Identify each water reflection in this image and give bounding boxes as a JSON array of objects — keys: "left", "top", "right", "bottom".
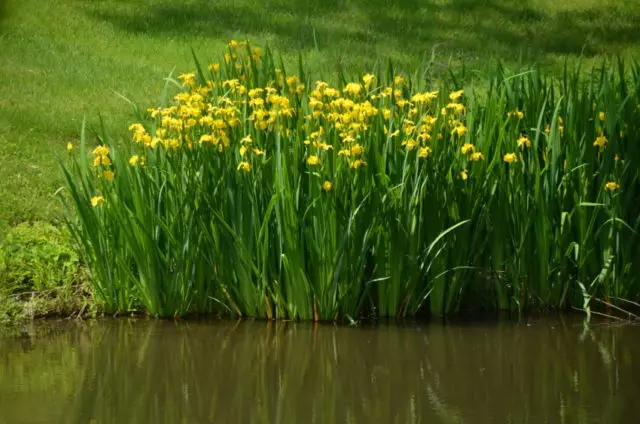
[{"left": 0, "top": 317, "right": 638, "bottom": 423}]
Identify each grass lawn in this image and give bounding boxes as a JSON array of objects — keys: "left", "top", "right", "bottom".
[{"left": 1, "top": 0, "right": 639, "bottom": 237}]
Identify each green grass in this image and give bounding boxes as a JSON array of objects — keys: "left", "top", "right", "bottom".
[{"left": 2, "top": 0, "right": 640, "bottom": 237}]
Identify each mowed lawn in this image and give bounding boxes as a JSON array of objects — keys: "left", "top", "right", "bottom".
[{"left": 1, "top": 0, "right": 639, "bottom": 237}]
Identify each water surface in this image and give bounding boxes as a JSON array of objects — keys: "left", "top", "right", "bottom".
[{"left": 1, "top": 317, "right": 638, "bottom": 423}]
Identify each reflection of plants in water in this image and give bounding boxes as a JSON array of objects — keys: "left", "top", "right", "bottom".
[
  {"left": 423, "top": 318, "right": 633, "bottom": 424},
  {"left": 1, "top": 319, "right": 637, "bottom": 424},
  {"left": 61, "top": 321, "right": 438, "bottom": 424},
  {"left": 0, "top": 322, "right": 91, "bottom": 423},
  {"left": 427, "top": 385, "right": 464, "bottom": 424}
]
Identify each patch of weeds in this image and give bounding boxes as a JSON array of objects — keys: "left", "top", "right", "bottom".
[
  {"left": 0, "top": 221, "right": 81, "bottom": 292},
  {"left": 0, "top": 221, "right": 96, "bottom": 328},
  {"left": 0, "top": 296, "right": 26, "bottom": 327}
]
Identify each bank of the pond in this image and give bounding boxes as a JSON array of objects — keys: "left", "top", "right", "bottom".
[
  {"left": 3, "top": 281, "right": 639, "bottom": 328},
  {"left": 57, "top": 43, "right": 640, "bottom": 322},
  {"left": 0, "top": 221, "right": 91, "bottom": 326},
  {"left": 0, "top": 287, "right": 94, "bottom": 327}
]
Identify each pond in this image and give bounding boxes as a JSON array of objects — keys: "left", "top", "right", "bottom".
[{"left": 0, "top": 316, "right": 638, "bottom": 423}]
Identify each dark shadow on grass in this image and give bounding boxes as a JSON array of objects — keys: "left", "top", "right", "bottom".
[
  {"left": 0, "top": 0, "right": 7, "bottom": 29},
  {"left": 82, "top": 0, "right": 640, "bottom": 67},
  {"left": 86, "top": 1, "right": 374, "bottom": 50}
]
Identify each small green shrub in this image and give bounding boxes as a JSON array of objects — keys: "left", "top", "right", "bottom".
[
  {"left": 0, "top": 297, "right": 26, "bottom": 328},
  {"left": 0, "top": 221, "right": 80, "bottom": 293}
]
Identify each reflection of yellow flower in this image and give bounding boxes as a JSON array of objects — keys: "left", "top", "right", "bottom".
[
  {"left": 503, "top": 153, "right": 518, "bottom": 163},
  {"left": 604, "top": 181, "right": 620, "bottom": 192},
  {"left": 237, "top": 161, "right": 252, "bottom": 172},
  {"left": 461, "top": 143, "right": 475, "bottom": 154},
  {"left": 470, "top": 152, "right": 485, "bottom": 161},
  {"left": 91, "top": 196, "right": 104, "bottom": 207},
  {"left": 307, "top": 155, "right": 320, "bottom": 166},
  {"left": 322, "top": 180, "right": 333, "bottom": 192}
]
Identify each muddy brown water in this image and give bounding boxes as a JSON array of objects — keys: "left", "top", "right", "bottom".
[{"left": 0, "top": 316, "right": 639, "bottom": 423}]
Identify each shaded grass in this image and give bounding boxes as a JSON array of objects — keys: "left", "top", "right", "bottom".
[
  {"left": 2, "top": 0, "right": 640, "bottom": 238},
  {"left": 88, "top": 0, "right": 640, "bottom": 65}
]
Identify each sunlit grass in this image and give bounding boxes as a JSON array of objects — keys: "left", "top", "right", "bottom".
[{"left": 2, "top": 0, "right": 640, "bottom": 237}]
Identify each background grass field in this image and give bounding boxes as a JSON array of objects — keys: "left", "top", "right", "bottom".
[{"left": 1, "top": 0, "right": 639, "bottom": 237}]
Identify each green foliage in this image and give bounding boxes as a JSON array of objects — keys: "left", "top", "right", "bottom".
[
  {"left": 61, "top": 44, "right": 640, "bottom": 320},
  {"left": 0, "top": 221, "right": 94, "bottom": 326},
  {"left": 3, "top": 0, "right": 640, "bottom": 238},
  {"left": 0, "top": 221, "right": 81, "bottom": 293},
  {"left": 0, "top": 297, "right": 25, "bottom": 328}
]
